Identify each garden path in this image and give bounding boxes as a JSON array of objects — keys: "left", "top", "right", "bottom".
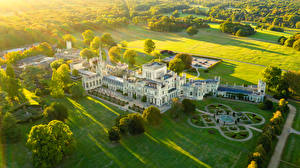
[{"left": 267, "top": 99, "right": 297, "bottom": 168}]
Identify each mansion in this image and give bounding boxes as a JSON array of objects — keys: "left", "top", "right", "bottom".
[{"left": 70, "top": 50, "right": 266, "bottom": 107}]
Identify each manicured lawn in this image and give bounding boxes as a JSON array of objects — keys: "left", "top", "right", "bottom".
[
  {"left": 290, "top": 101, "right": 300, "bottom": 131},
  {"left": 186, "top": 60, "right": 265, "bottom": 85},
  {"left": 2, "top": 96, "right": 273, "bottom": 168},
  {"left": 279, "top": 134, "right": 300, "bottom": 168},
  {"left": 98, "top": 24, "right": 299, "bottom": 71}
]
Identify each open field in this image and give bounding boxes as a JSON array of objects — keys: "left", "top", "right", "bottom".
[
  {"left": 186, "top": 60, "right": 264, "bottom": 85},
  {"left": 2, "top": 96, "right": 272, "bottom": 168},
  {"left": 279, "top": 134, "right": 300, "bottom": 168},
  {"left": 91, "top": 24, "right": 300, "bottom": 71}
]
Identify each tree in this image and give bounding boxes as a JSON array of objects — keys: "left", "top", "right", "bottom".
[
  {"left": 108, "top": 46, "right": 121, "bottom": 63},
  {"left": 174, "top": 53, "right": 193, "bottom": 69},
  {"left": 169, "top": 58, "right": 185, "bottom": 75},
  {"left": 20, "top": 66, "right": 49, "bottom": 93},
  {"left": 278, "top": 36, "right": 287, "bottom": 45},
  {"left": 142, "top": 106, "right": 162, "bottom": 125},
  {"left": 127, "top": 113, "right": 145, "bottom": 135},
  {"left": 80, "top": 48, "right": 97, "bottom": 60},
  {"left": 72, "top": 69, "right": 79, "bottom": 76},
  {"left": 261, "top": 66, "right": 282, "bottom": 90},
  {"left": 170, "top": 98, "right": 183, "bottom": 119},
  {"left": 186, "top": 26, "right": 198, "bottom": 36},
  {"left": 27, "top": 120, "right": 74, "bottom": 168},
  {"left": 283, "top": 71, "right": 300, "bottom": 96},
  {"left": 108, "top": 126, "right": 121, "bottom": 142},
  {"left": 257, "top": 133, "right": 272, "bottom": 152},
  {"left": 120, "top": 41, "right": 128, "bottom": 48},
  {"left": 293, "top": 39, "right": 300, "bottom": 51},
  {"left": 182, "top": 99, "right": 196, "bottom": 114},
  {"left": 144, "top": 39, "right": 155, "bottom": 54},
  {"left": 172, "top": 10, "right": 180, "bottom": 18},
  {"left": 247, "top": 161, "right": 257, "bottom": 168},
  {"left": 141, "top": 95, "right": 147, "bottom": 102},
  {"left": 63, "top": 34, "right": 76, "bottom": 45},
  {"left": 5, "top": 64, "right": 20, "bottom": 101},
  {"left": 123, "top": 50, "right": 137, "bottom": 67},
  {"left": 255, "top": 144, "right": 266, "bottom": 159},
  {"left": 56, "top": 64, "right": 71, "bottom": 89},
  {"left": 43, "top": 102, "right": 68, "bottom": 121},
  {"left": 118, "top": 117, "right": 131, "bottom": 134},
  {"left": 82, "top": 29, "right": 95, "bottom": 45},
  {"left": 2, "top": 112, "right": 20, "bottom": 142},
  {"left": 37, "top": 42, "right": 54, "bottom": 57},
  {"left": 70, "top": 83, "right": 85, "bottom": 98},
  {"left": 258, "top": 99, "right": 273, "bottom": 110},
  {"left": 296, "top": 22, "right": 300, "bottom": 29},
  {"left": 90, "top": 36, "right": 101, "bottom": 50},
  {"left": 50, "top": 70, "right": 64, "bottom": 98},
  {"left": 50, "top": 59, "right": 65, "bottom": 70},
  {"left": 278, "top": 99, "right": 289, "bottom": 113},
  {"left": 284, "top": 37, "right": 295, "bottom": 47},
  {"left": 101, "top": 33, "right": 116, "bottom": 48}
]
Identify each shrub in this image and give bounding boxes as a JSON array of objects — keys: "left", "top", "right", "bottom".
[
  {"left": 108, "top": 126, "right": 121, "bottom": 142},
  {"left": 43, "top": 102, "right": 68, "bottom": 121},
  {"left": 284, "top": 37, "right": 295, "bottom": 47},
  {"left": 142, "top": 106, "right": 162, "bottom": 125},
  {"left": 141, "top": 95, "right": 147, "bottom": 102},
  {"left": 119, "top": 117, "right": 130, "bottom": 134},
  {"left": 278, "top": 36, "right": 287, "bottom": 45},
  {"left": 268, "top": 25, "right": 284, "bottom": 32}
]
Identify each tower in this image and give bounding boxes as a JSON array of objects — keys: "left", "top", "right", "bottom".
[
  {"left": 96, "top": 47, "right": 106, "bottom": 76},
  {"left": 258, "top": 80, "right": 266, "bottom": 94}
]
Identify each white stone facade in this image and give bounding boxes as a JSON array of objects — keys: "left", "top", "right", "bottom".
[{"left": 71, "top": 49, "right": 266, "bottom": 106}]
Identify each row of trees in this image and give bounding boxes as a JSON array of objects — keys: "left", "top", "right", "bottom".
[
  {"left": 1, "top": 42, "right": 54, "bottom": 65},
  {"left": 262, "top": 66, "right": 300, "bottom": 98},
  {"left": 208, "top": 0, "right": 299, "bottom": 28},
  {"left": 248, "top": 99, "right": 288, "bottom": 168},
  {"left": 108, "top": 106, "right": 162, "bottom": 142},
  {"left": 148, "top": 15, "right": 209, "bottom": 32},
  {"left": 220, "top": 21, "right": 255, "bottom": 37},
  {"left": 278, "top": 33, "right": 300, "bottom": 51}
]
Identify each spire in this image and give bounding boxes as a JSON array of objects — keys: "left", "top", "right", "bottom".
[{"left": 99, "top": 45, "right": 102, "bottom": 62}]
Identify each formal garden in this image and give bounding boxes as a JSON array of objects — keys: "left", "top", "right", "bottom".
[{"left": 188, "top": 103, "right": 265, "bottom": 141}]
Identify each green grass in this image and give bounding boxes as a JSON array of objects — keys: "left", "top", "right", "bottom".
[
  {"left": 95, "top": 24, "right": 300, "bottom": 71},
  {"left": 279, "top": 134, "right": 300, "bottom": 168},
  {"left": 290, "top": 101, "right": 300, "bottom": 131},
  {"left": 186, "top": 60, "right": 265, "bottom": 85},
  {"left": 2, "top": 96, "right": 273, "bottom": 168}
]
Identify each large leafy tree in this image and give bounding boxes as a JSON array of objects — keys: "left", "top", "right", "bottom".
[
  {"left": 169, "top": 58, "right": 185, "bottom": 75},
  {"left": 142, "top": 106, "right": 162, "bottom": 125},
  {"left": 127, "top": 113, "right": 145, "bottom": 135},
  {"left": 27, "top": 120, "right": 74, "bottom": 168},
  {"left": 37, "top": 42, "right": 54, "bottom": 57},
  {"left": 70, "top": 83, "right": 85, "bottom": 98},
  {"left": 56, "top": 64, "right": 71, "bottom": 89},
  {"left": 90, "top": 36, "right": 101, "bottom": 50},
  {"left": 50, "top": 70, "right": 64, "bottom": 98},
  {"left": 174, "top": 53, "right": 193, "bottom": 69},
  {"left": 123, "top": 50, "right": 137, "bottom": 67},
  {"left": 80, "top": 48, "right": 98, "bottom": 60},
  {"left": 50, "top": 59, "right": 65, "bottom": 70},
  {"left": 82, "top": 29, "right": 95, "bottom": 45},
  {"left": 101, "top": 33, "right": 116, "bottom": 48},
  {"left": 3, "top": 64, "right": 20, "bottom": 101},
  {"left": 261, "top": 66, "right": 282, "bottom": 90},
  {"left": 43, "top": 102, "right": 69, "bottom": 121},
  {"left": 108, "top": 46, "right": 121, "bottom": 63},
  {"left": 144, "top": 39, "right": 155, "bottom": 54}
]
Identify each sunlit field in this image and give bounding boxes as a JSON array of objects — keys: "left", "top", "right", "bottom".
[
  {"left": 2, "top": 96, "right": 273, "bottom": 168},
  {"left": 91, "top": 24, "right": 300, "bottom": 71}
]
